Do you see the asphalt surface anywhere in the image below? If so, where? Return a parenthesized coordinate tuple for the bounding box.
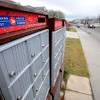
(80, 27, 100, 41)
(78, 28, 100, 100)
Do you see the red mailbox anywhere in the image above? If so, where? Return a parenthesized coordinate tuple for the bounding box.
(0, 2, 48, 44)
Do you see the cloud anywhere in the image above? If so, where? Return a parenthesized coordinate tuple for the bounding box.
(12, 0, 100, 19)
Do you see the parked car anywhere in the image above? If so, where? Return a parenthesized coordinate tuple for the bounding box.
(75, 24, 80, 28)
(88, 24, 95, 28)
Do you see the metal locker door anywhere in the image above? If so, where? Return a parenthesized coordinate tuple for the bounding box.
(40, 30, 49, 49)
(32, 71, 43, 98)
(26, 34, 42, 62)
(19, 69, 31, 97)
(0, 53, 11, 85)
(42, 47, 49, 63)
(2, 48, 18, 85)
(11, 69, 31, 100)
(35, 71, 49, 100)
(42, 61, 49, 81)
(30, 55, 43, 82)
(42, 71, 50, 100)
(11, 42, 29, 74)
(11, 79, 23, 100)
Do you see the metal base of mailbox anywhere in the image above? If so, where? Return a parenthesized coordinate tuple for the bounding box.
(50, 66, 64, 95)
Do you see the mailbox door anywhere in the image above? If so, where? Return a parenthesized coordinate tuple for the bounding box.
(10, 69, 31, 99)
(0, 41, 29, 86)
(40, 30, 49, 49)
(26, 34, 42, 62)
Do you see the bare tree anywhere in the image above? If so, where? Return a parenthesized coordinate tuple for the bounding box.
(48, 10, 65, 19)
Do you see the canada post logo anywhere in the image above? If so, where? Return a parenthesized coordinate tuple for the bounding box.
(0, 16, 25, 27)
(10, 17, 16, 25)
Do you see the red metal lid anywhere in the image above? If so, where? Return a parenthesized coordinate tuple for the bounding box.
(0, 2, 48, 44)
(48, 18, 64, 31)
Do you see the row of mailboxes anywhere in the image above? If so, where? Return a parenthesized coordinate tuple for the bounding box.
(0, 2, 66, 100)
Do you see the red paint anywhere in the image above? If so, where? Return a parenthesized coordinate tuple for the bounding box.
(0, 9, 47, 34)
(55, 20, 63, 30)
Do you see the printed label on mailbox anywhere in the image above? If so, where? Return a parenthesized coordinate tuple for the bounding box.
(0, 16, 25, 27)
(15, 16, 25, 25)
(0, 16, 10, 27)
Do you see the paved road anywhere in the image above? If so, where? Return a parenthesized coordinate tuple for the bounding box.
(78, 28, 100, 100)
(80, 27, 100, 41)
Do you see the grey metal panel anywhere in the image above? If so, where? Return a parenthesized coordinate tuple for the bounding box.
(24, 89, 34, 100)
(0, 63, 15, 100)
(30, 54, 43, 82)
(26, 34, 42, 62)
(35, 71, 50, 100)
(11, 42, 29, 73)
(40, 30, 49, 49)
(0, 53, 11, 86)
(33, 70, 43, 98)
(11, 78, 23, 99)
(42, 60, 49, 81)
(10, 69, 31, 99)
(2, 48, 18, 84)
(0, 29, 50, 100)
(22, 59, 49, 100)
(40, 71, 50, 100)
(0, 41, 29, 86)
(42, 46, 49, 63)
(19, 69, 31, 97)
(51, 27, 65, 86)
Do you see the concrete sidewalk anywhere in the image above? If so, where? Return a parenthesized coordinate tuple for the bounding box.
(66, 31, 79, 39)
(64, 75, 93, 100)
(78, 28, 100, 100)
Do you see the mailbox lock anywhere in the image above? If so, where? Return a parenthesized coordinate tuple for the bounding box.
(17, 96, 22, 100)
(31, 53, 35, 58)
(36, 89, 38, 92)
(42, 43, 45, 47)
(34, 73, 37, 77)
(42, 58, 46, 63)
(9, 71, 16, 78)
(25, 40, 27, 43)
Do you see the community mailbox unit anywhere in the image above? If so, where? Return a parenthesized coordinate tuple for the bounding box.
(0, 1, 66, 100)
(0, 2, 50, 100)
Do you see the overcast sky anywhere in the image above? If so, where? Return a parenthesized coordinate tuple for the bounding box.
(13, 0, 100, 20)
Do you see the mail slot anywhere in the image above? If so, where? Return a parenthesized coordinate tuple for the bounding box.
(0, 3, 48, 44)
